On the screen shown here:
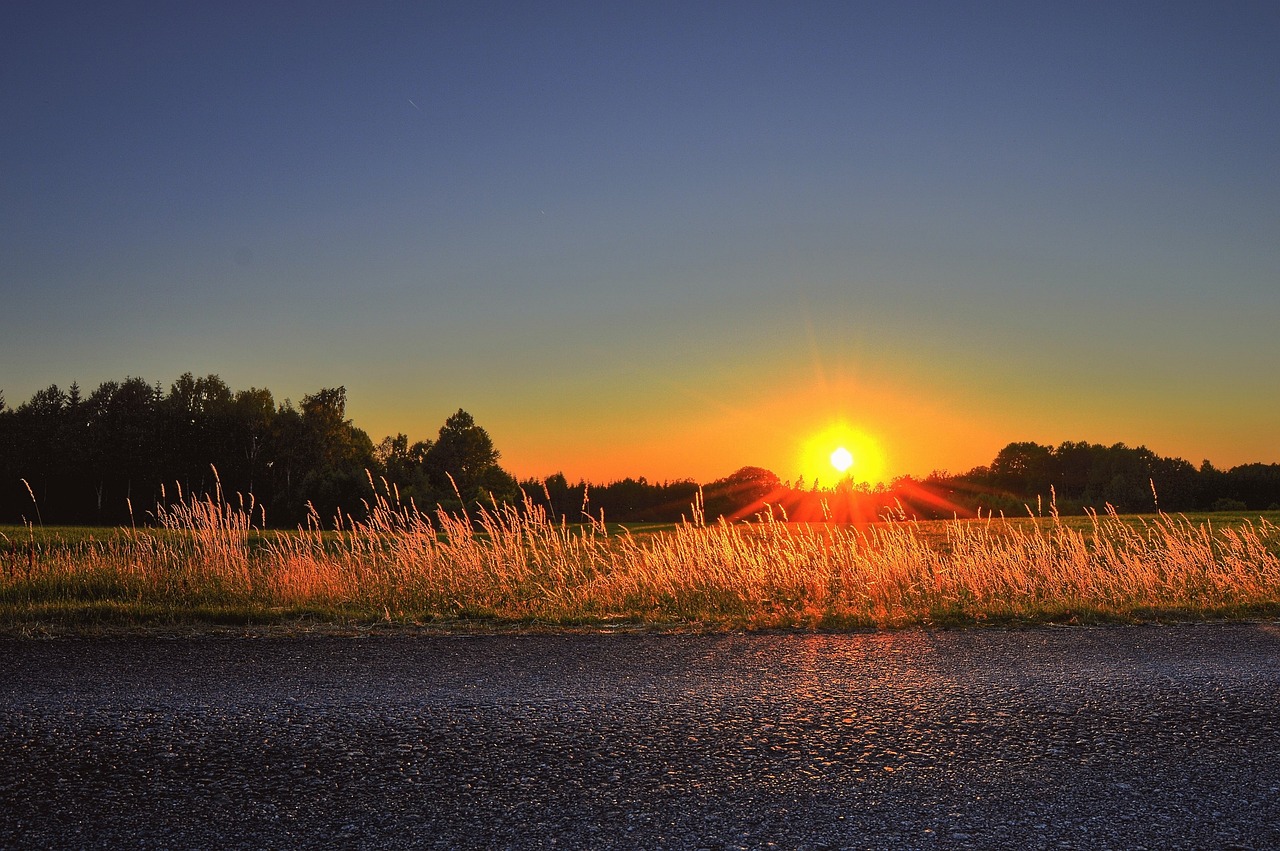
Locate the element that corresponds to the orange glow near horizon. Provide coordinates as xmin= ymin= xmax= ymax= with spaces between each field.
xmin=458 ymin=342 xmax=1007 ymax=486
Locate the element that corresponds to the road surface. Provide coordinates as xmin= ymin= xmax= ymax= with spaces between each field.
xmin=2 ymin=625 xmax=1279 ymax=849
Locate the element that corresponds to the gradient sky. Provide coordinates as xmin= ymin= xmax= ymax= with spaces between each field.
xmin=3 ymin=2 xmax=1278 ymax=485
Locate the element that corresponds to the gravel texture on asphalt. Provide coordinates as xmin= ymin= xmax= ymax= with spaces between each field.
xmin=1 ymin=624 xmax=1279 ymax=849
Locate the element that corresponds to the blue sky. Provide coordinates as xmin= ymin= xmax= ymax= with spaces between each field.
xmin=3 ymin=2 xmax=1278 ymax=483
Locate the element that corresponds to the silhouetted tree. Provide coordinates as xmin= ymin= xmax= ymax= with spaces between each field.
xmin=294 ymin=387 xmax=376 ymax=524
xmin=1198 ymin=460 xmax=1229 ymax=508
xmin=9 ymin=385 xmax=69 ymax=517
xmin=230 ymin=387 xmax=277 ymax=496
xmin=157 ymin=373 xmax=237 ymax=498
xmin=704 ymin=466 xmax=783 ymax=519
xmin=990 ymin=442 xmax=1055 ymax=498
xmin=81 ymin=377 xmax=162 ymax=521
xmin=424 ymin=409 xmax=517 ymax=510
xmin=527 ymin=472 xmax=587 ymax=521
xmin=376 ymin=432 xmax=434 ymax=508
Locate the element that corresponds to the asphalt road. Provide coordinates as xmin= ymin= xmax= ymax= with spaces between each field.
xmin=2 ymin=625 xmax=1279 ymax=850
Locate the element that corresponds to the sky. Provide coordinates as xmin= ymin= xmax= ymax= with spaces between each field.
xmin=3 ymin=1 xmax=1278 ymax=486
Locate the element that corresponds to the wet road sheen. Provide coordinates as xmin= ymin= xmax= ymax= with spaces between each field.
xmin=2 ymin=625 xmax=1279 ymax=849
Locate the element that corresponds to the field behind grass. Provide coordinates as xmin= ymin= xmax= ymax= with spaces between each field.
xmin=2 ymin=494 xmax=1279 ymax=634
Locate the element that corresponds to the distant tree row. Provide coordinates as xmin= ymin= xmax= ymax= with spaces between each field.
xmin=954 ymin=440 xmax=1280 ymax=516
xmin=0 ymin=375 xmax=515 ymax=526
xmin=2 ymin=376 xmax=1278 ymax=526
xmin=523 ymin=443 xmax=1280 ymax=524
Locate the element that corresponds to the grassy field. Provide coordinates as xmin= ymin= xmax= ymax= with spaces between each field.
xmin=2 ymin=492 xmax=1279 ymax=634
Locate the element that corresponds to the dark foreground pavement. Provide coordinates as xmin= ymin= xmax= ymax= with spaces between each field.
xmin=2 ymin=625 xmax=1279 ymax=850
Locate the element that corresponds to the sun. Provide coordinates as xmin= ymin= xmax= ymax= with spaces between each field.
xmin=798 ymin=424 xmax=886 ymax=487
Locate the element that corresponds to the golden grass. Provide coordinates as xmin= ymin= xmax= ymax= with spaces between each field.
xmin=3 ymin=481 xmax=1279 ymax=631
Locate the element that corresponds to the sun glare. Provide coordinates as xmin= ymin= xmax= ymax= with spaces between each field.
xmin=799 ymin=424 xmax=886 ymax=487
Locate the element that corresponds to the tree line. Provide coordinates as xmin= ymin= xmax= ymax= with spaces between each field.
xmin=0 ymin=374 xmax=515 ymax=527
xmin=2 ymin=375 xmax=1277 ymax=526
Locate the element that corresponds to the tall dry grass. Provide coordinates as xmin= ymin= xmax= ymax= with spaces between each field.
xmin=3 ymin=478 xmax=1279 ymax=629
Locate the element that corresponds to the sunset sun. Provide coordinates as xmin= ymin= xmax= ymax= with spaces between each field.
xmin=798 ymin=424 xmax=886 ymax=487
